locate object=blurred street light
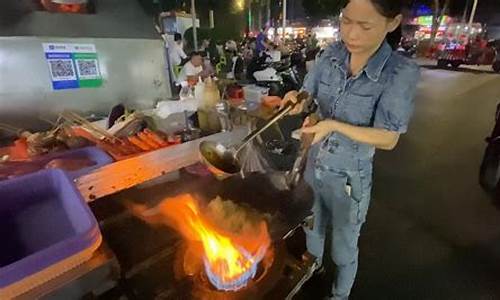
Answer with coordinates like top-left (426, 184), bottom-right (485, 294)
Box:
top-left (235, 0), bottom-right (245, 12)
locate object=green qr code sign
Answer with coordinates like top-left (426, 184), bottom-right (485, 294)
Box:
top-left (74, 52), bottom-right (103, 87)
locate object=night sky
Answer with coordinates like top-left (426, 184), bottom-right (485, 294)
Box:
top-left (288, 0), bottom-right (500, 25)
top-left (449, 0), bottom-right (500, 18)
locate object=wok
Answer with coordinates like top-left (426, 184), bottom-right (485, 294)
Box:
top-left (201, 115), bottom-right (319, 242)
top-left (213, 171), bottom-right (314, 242)
top-left (131, 171), bottom-right (314, 243)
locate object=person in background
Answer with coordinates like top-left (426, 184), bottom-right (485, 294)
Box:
top-left (273, 33), bottom-right (283, 48)
top-left (199, 38), bottom-right (211, 53)
top-left (256, 27), bottom-right (269, 55)
top-left (169, 33), bottom-right (187, 69)
top-left (225, 45), bottom-right (244, 80)
top-left (306, 33), bottom-right (319, 51)
top-left (206, 38), bottom-right (220, 64)
top-left (248, 37), bottom-right (257, 54)
top-left (177, 52), bottom-right (204, 84)
top-left (215, 40), bottom-right (225, 58)
top-left (225, 40), bottom-right (238, 53)
top-left (243, 42), bottom-right (255, 66)
top-left (200, 51), bottom-right (215, 78)
top-left (265, 43), bottom-right (281, 62)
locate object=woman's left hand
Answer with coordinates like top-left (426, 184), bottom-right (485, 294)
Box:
top-left (301, 120), bottom-right (337, 144)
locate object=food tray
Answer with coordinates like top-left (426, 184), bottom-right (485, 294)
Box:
top-left (0, 169), bottom-right (102, 299)
top-left (0, 146), bottom-right (113, 181)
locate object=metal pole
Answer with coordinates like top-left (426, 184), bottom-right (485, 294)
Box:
top-left (209, 10), bottom-right (214, 29)
top-left (282, 0), bottom-right (287, 40)
top-left (191, 0), bottom-right (198, 51)
top-left (461, 0), bottom-right (470, 23)
top-left (468, 0), bottom-right (479, 29)
top-left (266, 0), bottom-right (271, 26)
top-left (258, 1), bottom-right (263, 30)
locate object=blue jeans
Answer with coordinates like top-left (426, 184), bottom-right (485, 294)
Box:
top-left (304, 146), bottom-right (373, 300)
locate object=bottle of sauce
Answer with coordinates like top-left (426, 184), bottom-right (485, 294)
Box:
top-left (197, 77), bottom-right (221, 133)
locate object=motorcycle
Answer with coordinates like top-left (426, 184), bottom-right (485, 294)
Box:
top-left (245, 52), bottom-right (305, 98)
top-left (397, 42), bottom-right (417, 58)
top-left (492, 50), bottom-right (500, 73)
top-left (479, 102), bottom-right (500, 201)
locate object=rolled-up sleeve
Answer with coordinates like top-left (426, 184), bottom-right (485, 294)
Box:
top-left (373, 61), bottom-right (420, 133)
top-left (302, 56), bottom-right (325, 98)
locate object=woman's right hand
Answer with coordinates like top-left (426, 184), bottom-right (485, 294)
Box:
top-left (280, 90), bottom-right (305, 115)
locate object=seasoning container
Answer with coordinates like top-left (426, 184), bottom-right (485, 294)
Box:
top-left (194, 77), bottom-right (205, 102)
top-left (197, 77), bottom-right (222, 134)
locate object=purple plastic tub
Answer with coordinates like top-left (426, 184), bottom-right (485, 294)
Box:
top-left (38, 146), bottom-right (113, 179)
top-left (0, 146), bottom-right (113, 182)
top-left (0, 169), bottom-right (100, 289)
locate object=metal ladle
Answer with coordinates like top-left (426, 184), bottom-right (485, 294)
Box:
top-left (200, 91), bottom-right (312, 178)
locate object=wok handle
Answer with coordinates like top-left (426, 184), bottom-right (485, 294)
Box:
top-left (286, 114), bottom-right (320, 188)
top-left (235, 91), bottom-right (311, 155)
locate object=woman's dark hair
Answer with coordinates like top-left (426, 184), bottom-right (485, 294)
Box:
top-left (369, 0), bottom-right (403, 18)
top-left (343, 0), bottom-right (404, 50)
top-left (370, 0), bottom-right (404, 50)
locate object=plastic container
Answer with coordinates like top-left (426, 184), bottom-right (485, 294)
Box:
top-left (0, 169), bottom-right (102, 299)
top-left (0, 146), bottom-right (113, 182)
top-left (194, 77), bottom-right (205, 104)
top-left (198, 78), bottom-right (222, 134)
top-left (40, 146), bottom-right (113, 179)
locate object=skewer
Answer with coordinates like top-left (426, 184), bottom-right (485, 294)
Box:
top-left (61, 111), bottom-right (120, 143)
top-left (0, 123), bottom-right (22, 135)
top-left (39, 117), bottom-right (57, 126)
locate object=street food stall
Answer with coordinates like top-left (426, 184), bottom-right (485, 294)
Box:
top-left (0, 89), bottom-right (317, 300)
top-left (411, 15), bottom-right (454, 41)
top-left (0, 2), bottom-right (317, 299)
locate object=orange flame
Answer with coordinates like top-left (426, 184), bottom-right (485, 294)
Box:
top-left (153, 194), bottom-right (271, 287)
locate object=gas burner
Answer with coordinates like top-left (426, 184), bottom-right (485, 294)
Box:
top-left (171, 228), bottom-right (316, 300)
top-left (202, 247), bottom-right (267, 291)
top-left (173, 241), bottom-right (281, 300)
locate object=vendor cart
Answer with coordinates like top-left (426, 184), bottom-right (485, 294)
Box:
top-left (0, 2), bottom-right (319, 297)
top-left (0, 106), bottom-right (317, 299)
top-left (437, 39), bottom-right (499, 71)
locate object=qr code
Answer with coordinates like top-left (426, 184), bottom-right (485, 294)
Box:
top-left (49, 60), bottom-right (75, 78)
top-left (77, 59), bottom-right (98, 76)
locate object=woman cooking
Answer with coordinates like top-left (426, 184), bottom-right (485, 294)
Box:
top-left (278, 0), bottom-right (420, 299)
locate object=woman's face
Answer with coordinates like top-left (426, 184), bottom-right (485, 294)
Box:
top-left (340, 0), bottom-right (401, 55)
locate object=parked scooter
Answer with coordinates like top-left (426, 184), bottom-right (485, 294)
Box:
top-left (397, 42), bottom-right (417, 58)
top-left (492, 50), bottom-right (500, 73)
top-left (246, 52), bottom-right (304, 98)
top-left (479, 102), bottom-right (500, 202)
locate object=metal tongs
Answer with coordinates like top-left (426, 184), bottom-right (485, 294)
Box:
top-left (284, 113), bottom-right (319, 188)
top-left (199, 91), bottom-right (314, 184)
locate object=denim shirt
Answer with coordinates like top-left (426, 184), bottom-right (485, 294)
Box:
top-left (303, 41), bottom-right (420, 163)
